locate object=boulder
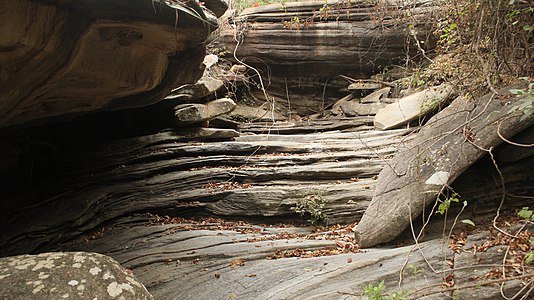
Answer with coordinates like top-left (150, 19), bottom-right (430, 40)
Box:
top-left (373, 83), bottom-right (456, 130)
top-left (360, 87), bottom-right (391, 103)
top-left (355, 85), bottom-right (534, 247)
top-left (0, 252), bottom-right (153, 300)
top-left (166, 77), bottom-right (225, 101)
top-left (174, 98), bottom-right (236, 123)
top-left (340, 102), bottom-right (387, 116)
top-left (0, 0), bottom-right (221, 128)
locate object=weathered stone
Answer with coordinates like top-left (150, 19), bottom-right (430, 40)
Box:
top-left (340, 102), bottom-right (387, 116)
top-left (0, 122), bottom-right (411, 256)
top-left (166, 77), bottom-right (225, 101)
top-left (373, 83), bottom-right (455, 130)
top-left (181, 128), bottom-right (240, 140)
top-left (0, 252), bottom-right (153, 300)
top-left (329, 93), bottom-right (356, 116)
top-left (203, 54), bottom-right (219, 69)
top-left (174, 98), bottom-right (236, 123)
top-left (360, 87), bottom-right (391, 103)
top-left (0, 0), bottom-right (220, 128)
top-left (220, 0), bottom-right (437, 81)
top-left (347, 82), bottom-right (382, 91)
top-left (57, 221), bottom-right (528, 300)
top-left (229, 104), bottom-right (286, 122)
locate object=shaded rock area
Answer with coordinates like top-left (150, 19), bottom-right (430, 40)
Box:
top-left (175, 98), bottom-right (237, 124)
top-left (0, 251), bottom-right (153, 299)
top-left (215, 0), bottom-right (439, 114)
top-left (0, 0), bottom-right (221, 128)
top-left (0, 114), bottom-right (413, 257)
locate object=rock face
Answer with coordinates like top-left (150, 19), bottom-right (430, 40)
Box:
top-left (0, 252), bottom-right (153, 299)
top-left (220, 0), bottom-right (437, 80)
top-left (0, 116), bottom-right (410, 257)
top-left (216, 0), bottom-right (439, 114)
top-left (0, 0), bottom-right (221, 128)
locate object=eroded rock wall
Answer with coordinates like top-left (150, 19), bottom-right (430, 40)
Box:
top-left (0, 0), bottom-right (219, 128)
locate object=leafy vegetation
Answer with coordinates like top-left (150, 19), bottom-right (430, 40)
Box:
top-left (517, 207), bottom-right (534, 265)
top-left (432, 0), bottom-right (532, 92)
top-left (363, 281), bottom-right (408, 300)
top-left (436, 192), bottom-right (460, 215)
top-left (290, 191), bottom-right (328, 225)
top-left (508, 79), bottom-right (534, 121)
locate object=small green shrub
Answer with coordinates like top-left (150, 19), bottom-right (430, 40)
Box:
top-left (509, 79), bottom-right (534, 121)
top-left (517, 207), bottom-right (534, 265)
top-left (436, 192), bottom-right (460, 215)
top-left (290, 191), bottom-right (328, 225)
top-left (363, 281), bottom-right (409, 300)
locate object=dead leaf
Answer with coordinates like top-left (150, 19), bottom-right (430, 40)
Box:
top-left (245, 273), bottom-right (257, 277)
top-left (231, 258), bottom-right (245, 267)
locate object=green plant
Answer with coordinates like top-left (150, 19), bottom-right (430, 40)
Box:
top-left (290, 191), bottom-right (328, 225)
top-left (516, 207), bottom-right (534, 265)
top-left (517, 207), bottom-right (534, 220)
top-left (436, 192), bottom-right (460, 215)
top-left (525, 236), bottom-right (534, 265)
top-left (508, 79), bottom-right (534, 121)
top-left (363, 281), bottom-right (385, 300)
top-left (362, 281), bottom-right (408, 300)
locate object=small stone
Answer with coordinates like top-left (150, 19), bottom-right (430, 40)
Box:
top-left (425, 171), bottom-right (450, 185)
top-left (68, 280), bottom-right (79, 286)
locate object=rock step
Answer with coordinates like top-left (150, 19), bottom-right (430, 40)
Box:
top-left (0, 121), bottom-right (411, 256)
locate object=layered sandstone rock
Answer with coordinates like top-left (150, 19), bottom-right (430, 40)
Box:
top-left (0, 0), bottom-right (225, 128)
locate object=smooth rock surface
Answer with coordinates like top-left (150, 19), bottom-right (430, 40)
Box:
top-left (356, 85), bottom-right (534, 247)
top-left (361, 87), bottom-right (391, 103)
top-left (56, 219), bottom-right (529, 300)
top-left (229, 104), bottom-right (286, 122)
top-left (341, 102), bottom-right (387, 116)
top-left (374, 83), bottom-right (455, 130)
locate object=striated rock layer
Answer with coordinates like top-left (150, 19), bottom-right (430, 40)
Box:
top-left (0, 0), bottom-right (225, 128)
top-left (216, 0), bottom-right (440, 114)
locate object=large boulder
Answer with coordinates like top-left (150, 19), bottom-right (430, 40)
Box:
top-left (0, 0), bottom-right (221, 128)
top-left (354, 85), bottom-right (534, 247)
top-left (0, 252), bottom-right (153, 299)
